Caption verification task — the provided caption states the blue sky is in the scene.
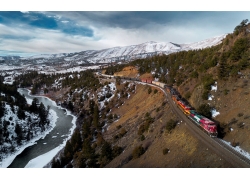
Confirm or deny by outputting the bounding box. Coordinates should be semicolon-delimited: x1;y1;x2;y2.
0;10;249;56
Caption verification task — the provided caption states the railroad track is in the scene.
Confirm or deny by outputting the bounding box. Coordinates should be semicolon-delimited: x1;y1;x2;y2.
136;80;250;167
214;138;250;165
107;75;250;167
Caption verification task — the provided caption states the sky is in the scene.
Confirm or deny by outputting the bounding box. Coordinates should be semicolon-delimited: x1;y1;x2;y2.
0;1;250;57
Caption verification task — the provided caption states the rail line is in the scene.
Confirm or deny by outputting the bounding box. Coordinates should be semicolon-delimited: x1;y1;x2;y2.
100;74;250;167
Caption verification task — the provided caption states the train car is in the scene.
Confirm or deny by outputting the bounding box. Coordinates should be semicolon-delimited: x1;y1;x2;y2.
188;110;217;137
141;78;152;83
176;100;192;115
189;110;203;124
152;81;166;88
166;86;171;93
199;117;218;137
172;95;180;104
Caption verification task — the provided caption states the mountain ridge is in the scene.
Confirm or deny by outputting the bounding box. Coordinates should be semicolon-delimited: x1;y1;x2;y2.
0;34;227;65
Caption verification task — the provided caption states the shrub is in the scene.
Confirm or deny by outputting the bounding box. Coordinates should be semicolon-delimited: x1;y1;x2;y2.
197;104;211;118
112;145;123;158
148;87;152;94
138;124;146;135
237;122;245;129
140;135;145;141
231;140;239;147
224;89;229;95
153;89;158;94
116;125;122;129
185;91;191;99
238;113;244;117
166;119;177;133
119;128;127;137
132;145;145;159
162;148;170;155
190;71;198;78
202;90;210;100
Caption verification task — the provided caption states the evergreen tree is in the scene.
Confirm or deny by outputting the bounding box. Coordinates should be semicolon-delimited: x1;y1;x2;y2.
71;129;82;153
17;107;26;120
0;102;5;119
93;104;99;128
63;140;73;164
38;102;49;131
231;38;249;61
15;123;23;145
100;141;112;161
197;104;212;118
68;101;74;112
30;98;39;113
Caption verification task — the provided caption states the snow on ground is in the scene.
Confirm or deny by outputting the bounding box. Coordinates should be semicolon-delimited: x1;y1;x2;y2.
211;82;217;91
40;65;101;75
19;89;78;168
1;88;77;168
3;76;14;85
0;109;58;168
0;65;23;71
208;95;214;101
221;139;250;160
211;108;220;118
25;98;33;105
24;108;77;168
98;82;116;109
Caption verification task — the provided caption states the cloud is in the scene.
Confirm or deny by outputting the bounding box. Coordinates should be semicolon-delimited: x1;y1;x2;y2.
1;11;250;56
0;11;94;36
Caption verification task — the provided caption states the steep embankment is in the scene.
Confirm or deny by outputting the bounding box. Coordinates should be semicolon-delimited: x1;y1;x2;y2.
103;81;232;167
176;23;250;153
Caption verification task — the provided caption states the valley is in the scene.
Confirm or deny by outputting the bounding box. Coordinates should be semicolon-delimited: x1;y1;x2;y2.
1;20;250;168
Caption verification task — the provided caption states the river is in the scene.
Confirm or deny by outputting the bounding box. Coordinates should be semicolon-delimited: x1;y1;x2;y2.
7;88;75;168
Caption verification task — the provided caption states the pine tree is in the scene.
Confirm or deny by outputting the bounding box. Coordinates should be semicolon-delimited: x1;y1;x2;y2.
30;98;39;113
71;129;82;153
93;104;99;128
15;123;23;145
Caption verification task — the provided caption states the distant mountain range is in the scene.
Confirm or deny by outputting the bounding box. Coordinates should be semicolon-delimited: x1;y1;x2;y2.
0;34;227;65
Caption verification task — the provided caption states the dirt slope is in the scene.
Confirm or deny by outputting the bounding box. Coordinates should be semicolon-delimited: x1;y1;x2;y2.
104;82;232;167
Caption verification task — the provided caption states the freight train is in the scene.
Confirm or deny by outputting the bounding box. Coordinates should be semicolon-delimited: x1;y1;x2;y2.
171;91;218;137
116;76;218;137
156;83;218;137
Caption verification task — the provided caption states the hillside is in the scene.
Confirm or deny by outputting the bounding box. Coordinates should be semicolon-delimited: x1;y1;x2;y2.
103;20;250;158
103;83;232;168
0;81;54;165
1;20;250;168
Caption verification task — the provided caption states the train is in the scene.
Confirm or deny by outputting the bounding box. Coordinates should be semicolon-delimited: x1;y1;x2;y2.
171;92;218;137
115;76;218;137
102;75;218;137
159;83;218;137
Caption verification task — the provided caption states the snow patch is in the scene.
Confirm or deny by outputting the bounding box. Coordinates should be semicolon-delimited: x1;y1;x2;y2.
0;109;58;168
23;96;77;168
211;108;220;118
211;82;217;92
221;139;250;160
208;95;214;101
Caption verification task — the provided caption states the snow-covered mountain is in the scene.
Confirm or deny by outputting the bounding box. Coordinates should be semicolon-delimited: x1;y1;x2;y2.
2;34;227;65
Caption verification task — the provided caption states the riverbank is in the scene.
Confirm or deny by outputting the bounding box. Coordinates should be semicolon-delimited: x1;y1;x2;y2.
0;109;58;168
1;88;77;168
22;89;77;168
24;109;77;168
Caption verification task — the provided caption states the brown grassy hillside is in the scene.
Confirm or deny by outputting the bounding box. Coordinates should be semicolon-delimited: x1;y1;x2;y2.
103;82;232;167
